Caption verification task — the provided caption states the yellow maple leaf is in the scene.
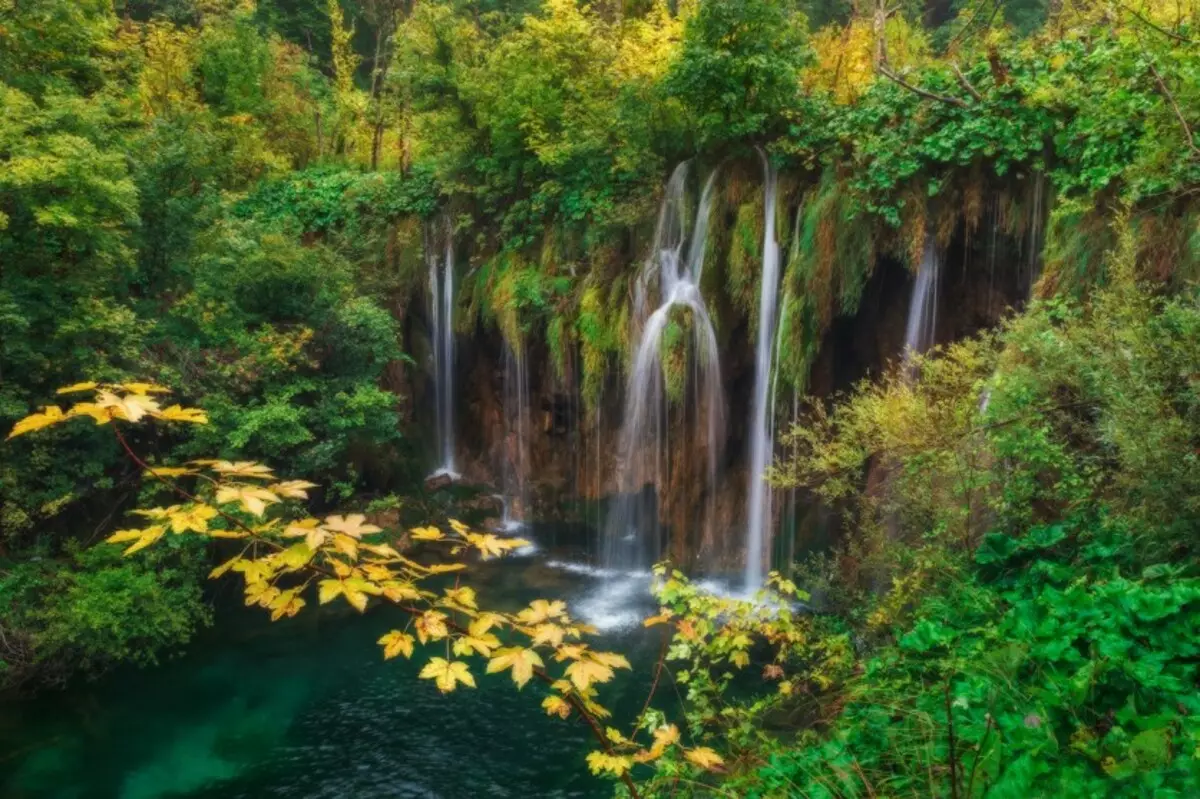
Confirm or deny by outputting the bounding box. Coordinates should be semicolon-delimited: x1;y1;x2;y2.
381;580;422;603
215;484;279;517
107;525;166;555
565;658;614;691
586;751;632;777
410;525;444;541
470;612;506;636
210;555;242;579
317;579;344;604
377;630;415;660
154;405;208;424
168;504;217;534
517;599;568;625
144;466;195;478
486;647;544;688
270;479;318;499
453;631;500;657
419;657;475;693
117;382;171;395
415;610;449;643
324;513;381;538
448;518;469;535
588;651;631;671
55;381;99;395
282;518;328;550
7;405;66;439
542;694;572;719
634;724;680;763
67;403;114;425
211;461;274;479
96;390;160;422
685;747;724;770
643;611;673;627
531;623;566;647
442;585;477;611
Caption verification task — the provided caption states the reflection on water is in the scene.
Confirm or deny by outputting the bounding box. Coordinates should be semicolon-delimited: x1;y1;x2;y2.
0;525;671;799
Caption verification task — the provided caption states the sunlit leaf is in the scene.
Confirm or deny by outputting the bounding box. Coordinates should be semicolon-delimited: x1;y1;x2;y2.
486;647;543;688
685;747;724;770
419;657;475;693
325;514;382;538
7;405;66;439
378;630;415;660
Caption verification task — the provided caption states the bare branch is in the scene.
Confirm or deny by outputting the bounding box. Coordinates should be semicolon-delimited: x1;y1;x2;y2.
952;63;983;103
878;65;968;107
1147;60;1200;159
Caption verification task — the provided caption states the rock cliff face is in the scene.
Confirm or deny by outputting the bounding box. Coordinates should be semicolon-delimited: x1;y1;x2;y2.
403;188;1034;565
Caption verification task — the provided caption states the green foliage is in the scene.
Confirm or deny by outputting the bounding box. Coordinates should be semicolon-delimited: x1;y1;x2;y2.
0;538;209;690
651;243;1200;796
665;0;811;149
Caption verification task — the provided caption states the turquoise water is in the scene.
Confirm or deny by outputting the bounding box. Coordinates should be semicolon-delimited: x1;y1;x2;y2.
0;532;664;799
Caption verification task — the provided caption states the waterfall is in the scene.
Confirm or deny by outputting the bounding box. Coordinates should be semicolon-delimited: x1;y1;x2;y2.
603;162;725;572
427;217;458;478
500;342;530;532
743;152;782;594
904;235;941;363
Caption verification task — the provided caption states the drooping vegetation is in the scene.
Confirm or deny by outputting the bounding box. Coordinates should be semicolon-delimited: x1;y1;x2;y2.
2;0;1198;796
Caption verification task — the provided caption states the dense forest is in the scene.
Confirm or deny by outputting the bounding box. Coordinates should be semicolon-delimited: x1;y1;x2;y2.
1;0;1198;796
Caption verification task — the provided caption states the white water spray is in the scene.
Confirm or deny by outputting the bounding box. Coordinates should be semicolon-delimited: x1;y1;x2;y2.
603;162;725;572
743;152;782;594
427;217;458;478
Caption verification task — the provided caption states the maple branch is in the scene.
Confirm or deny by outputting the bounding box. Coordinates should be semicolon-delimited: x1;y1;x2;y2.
878;65;968;107
110;423;644;799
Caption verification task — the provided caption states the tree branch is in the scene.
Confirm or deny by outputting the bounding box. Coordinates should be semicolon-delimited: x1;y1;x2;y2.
1119;1;1198;44
111;424;644;799
1146;59;1200;159
951;63;983;103
878;65;968;107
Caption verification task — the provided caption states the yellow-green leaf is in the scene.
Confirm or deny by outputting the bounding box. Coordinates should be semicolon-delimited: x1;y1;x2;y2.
419;657;475;693
378;630;415;660
7;406;66;439
486;647;543;688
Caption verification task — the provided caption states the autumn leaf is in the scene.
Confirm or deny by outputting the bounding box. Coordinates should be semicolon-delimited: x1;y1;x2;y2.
318;579;344;605
565;657;614;691
107;525;166;555
634;724;681;763
282;518;328;550
117;382;171;395
415;610;449;643
685;747;725;770
96;390;160;422
486;647;543;688
378;630;415;660
419;657;475;693
448;518;469;535
453;630;500;657
531;623;567;647
55;382;99;394
7;405;66;439
271;479;318;499
517;599;568;625
325;514;381;538
442;585;477;611
210;555;243;579
643;611;673;627
542;694;572;719
154;405;208;424
586;751;632;777
470;612;506;636
410;525;443;541
466;532;529;558
587;651;631;671
215;484;279;517
144;466;195;478
167;504;217;534
66;403;114;425
211;460;274;479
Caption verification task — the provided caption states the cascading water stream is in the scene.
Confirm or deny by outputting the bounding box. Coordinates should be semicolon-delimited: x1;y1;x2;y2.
603;163;725;573
904;235;942;367
743;152;782;594
500;342;531;532
427;217;458;478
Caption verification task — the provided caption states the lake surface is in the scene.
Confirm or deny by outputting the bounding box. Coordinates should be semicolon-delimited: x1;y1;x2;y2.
0;526;670;799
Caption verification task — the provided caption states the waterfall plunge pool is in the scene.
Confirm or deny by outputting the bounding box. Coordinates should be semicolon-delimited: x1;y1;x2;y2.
0;525;671;799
